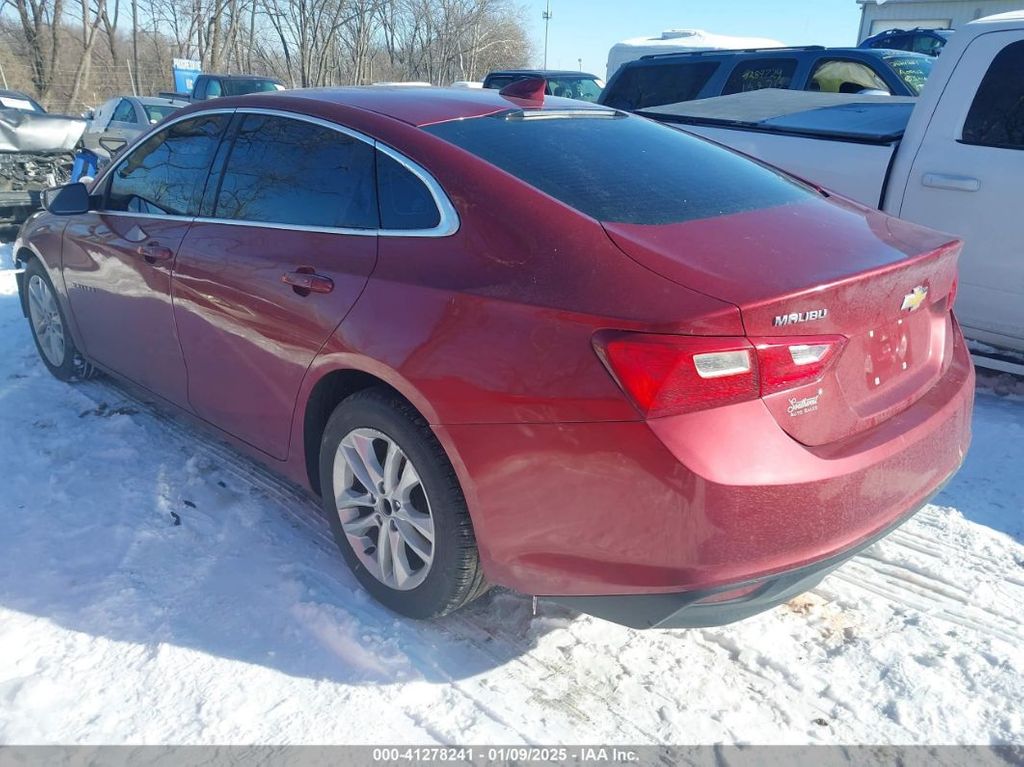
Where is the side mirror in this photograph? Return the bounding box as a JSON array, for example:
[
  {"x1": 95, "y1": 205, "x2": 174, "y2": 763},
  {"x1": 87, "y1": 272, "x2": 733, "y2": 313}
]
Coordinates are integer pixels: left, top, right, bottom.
[
  {"x1": 42, "y1": 183, "x2": 91, "y2": 215},
  {"x1": 99, "y1": 136, "x2": 128, "y2": 155}
]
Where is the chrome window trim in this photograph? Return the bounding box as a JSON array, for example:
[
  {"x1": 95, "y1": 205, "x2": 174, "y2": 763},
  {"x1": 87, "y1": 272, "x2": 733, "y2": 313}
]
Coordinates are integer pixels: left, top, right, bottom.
[
  {"x1": 90, "y1": 107, "x2": 238, "y2": 190},
  {"x1": 90, "y1": 105, "x2": 459, "y2": 239},
  {"x1": 375, "y1": 141, "x2": 460, "y2": 238}
]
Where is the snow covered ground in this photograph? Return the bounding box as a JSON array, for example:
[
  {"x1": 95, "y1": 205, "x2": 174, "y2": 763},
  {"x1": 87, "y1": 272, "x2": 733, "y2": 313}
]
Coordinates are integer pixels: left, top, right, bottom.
[{"x1": 0, "y1": 245, "x2": 1022, "y2": 746}]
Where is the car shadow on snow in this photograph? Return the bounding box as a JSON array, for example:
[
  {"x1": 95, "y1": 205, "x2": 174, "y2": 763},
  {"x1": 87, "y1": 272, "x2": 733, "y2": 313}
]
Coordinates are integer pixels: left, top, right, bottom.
[{"x1": 0, "y1": 286, "x2": 574, "y2": 685}]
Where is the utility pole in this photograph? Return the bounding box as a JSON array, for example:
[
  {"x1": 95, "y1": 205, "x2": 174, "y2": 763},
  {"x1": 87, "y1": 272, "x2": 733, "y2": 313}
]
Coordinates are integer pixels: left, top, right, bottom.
[
  {"x1": 542, "y1": 0, "x2": 552, "y2": 69},
  {"x1": 578, "y1": 57, "x2": 582, "y2": 71}
]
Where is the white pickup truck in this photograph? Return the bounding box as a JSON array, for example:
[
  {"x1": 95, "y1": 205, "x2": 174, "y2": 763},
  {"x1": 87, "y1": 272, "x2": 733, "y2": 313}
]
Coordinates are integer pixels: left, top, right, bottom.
[{"x1": 641, "y1": 11, "x2": 1024, "y2": 357}]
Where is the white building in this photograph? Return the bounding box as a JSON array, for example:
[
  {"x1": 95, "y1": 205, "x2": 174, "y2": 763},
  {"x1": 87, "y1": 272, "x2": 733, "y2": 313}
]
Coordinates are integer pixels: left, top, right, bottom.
[{"x1": 857, "y1": 0, "x2": 1024, "y2": 41}]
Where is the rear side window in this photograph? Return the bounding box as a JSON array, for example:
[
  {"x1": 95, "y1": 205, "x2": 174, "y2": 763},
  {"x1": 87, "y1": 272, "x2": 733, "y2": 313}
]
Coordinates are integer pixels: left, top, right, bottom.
[
  {"x1": 111, "y1": 99, "x2": 137, "y2": 123},
  {"x1": 426, "y1": 113, "x2": 812, "y2": 225},
  {"x1": 376, "y1": 152, "x2": 440, "y2": 231},
  {"x1": 869, "y1": 33, "x2": 909, "y2": 51},
  {"x1": 213, "y1": 114, "x2": 378, "y2": 229},
  {"x1": 722, "y1": 58, "x2": 798, "y2": 95},
  {"x1": 962, "y1": 41, "x2": 1024, "y2": 150},
  {"x1": 911, "y1": 34, "x2": 945, "y2": 56},
  {"x1": 603, "y1": 62, "x2": 719, "y2": 110},
  {"x1": 107, "y1": 113, "x2": 227, "y2": 216},
  {"x1": 485, "y1": 76, "x2": 516, "y2": 90},
  {"x1": 882, "y1": 53, "x2": 932, "y2": 95}
]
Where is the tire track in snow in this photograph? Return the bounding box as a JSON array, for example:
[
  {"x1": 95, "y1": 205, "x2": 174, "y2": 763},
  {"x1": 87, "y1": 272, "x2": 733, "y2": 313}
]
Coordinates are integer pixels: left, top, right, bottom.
[
  {"x1": 72, "y1": 374, "x2": 1024, "y2": 742},
  {"x1": 75, "y1": 377, "x2": 666, "y2": 743}
]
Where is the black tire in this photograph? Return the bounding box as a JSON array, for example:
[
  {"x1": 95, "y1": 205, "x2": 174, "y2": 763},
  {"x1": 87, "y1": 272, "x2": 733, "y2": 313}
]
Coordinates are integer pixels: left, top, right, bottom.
[
  {"x1": 318, "y1": 387, "x2": 487, "y2": 619},
  {"x1": 23, "y1": 258, "x2": 96, "y2": 382},
  {"x1": 317, "y1": 385, "x2": 489, "y2": 618}
]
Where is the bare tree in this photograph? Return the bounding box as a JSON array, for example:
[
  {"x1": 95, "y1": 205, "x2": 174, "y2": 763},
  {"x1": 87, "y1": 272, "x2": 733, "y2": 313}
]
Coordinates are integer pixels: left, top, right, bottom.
[{"x1": 5, "y1": 0, "x2": 65, "y2": 103}]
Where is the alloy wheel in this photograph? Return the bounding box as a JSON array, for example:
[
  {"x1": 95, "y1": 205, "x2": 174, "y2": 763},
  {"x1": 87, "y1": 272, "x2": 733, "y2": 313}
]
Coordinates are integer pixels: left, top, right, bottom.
[
  {"x1": 27, "y1": 274, "x2": 66, "y2": 367},
  {"x1": 333, "y1": 427, "x2": 436, "y2": 591}
]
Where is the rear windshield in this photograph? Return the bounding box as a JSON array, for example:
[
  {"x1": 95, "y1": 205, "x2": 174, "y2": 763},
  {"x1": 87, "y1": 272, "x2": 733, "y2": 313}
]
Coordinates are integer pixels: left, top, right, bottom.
[
  {"x1": 221, "y1": 79, "x2": 284, "y2": 96},
  {"x1": 425, "y1": 112, "x2": 813, "y2": 225},
  {"x1": 547, "y1": 77, "x2": 602, "y2": 102},
  {"x1": 882, "y1": 53, "x2": 933, "y2": 95},
  {"x1": 603, "y1": 62, "x2": 719, "y2": 110}
]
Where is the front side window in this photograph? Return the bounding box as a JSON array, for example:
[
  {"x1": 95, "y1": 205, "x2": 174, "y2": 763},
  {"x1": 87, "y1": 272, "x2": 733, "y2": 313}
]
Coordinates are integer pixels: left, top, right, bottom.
[
  {"x1": 213, "y1": 114, "x2": 377, "y2": 229},
  {"x1": 722, "y1": 59, "x2": 798, "y2": 95},
  {"x1": 603, "y1": 62, "x2": 719, "y2": 110},
  {"x1": 962, "y1": 41, "x2": 1024, "y2": 150},
  {"x1": 106, "y1": 114, "x2": 227, "y2": 216},
  {"x1": 426, "y1": 112, "x2": 813, "y2": 225},
  {"x1": 807, "y1": 59, "x2": 891, "y2": 94}
]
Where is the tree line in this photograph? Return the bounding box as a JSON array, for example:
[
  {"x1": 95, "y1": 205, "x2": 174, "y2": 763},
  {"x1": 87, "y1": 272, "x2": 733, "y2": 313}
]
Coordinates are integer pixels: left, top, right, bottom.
[{"x1": 0, "y1": 0, "x2": 533, "y2": 112}]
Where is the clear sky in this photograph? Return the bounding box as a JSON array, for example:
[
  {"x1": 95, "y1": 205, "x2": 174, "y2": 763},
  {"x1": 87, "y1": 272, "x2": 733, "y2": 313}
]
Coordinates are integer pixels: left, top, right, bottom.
[{"x1": 521, "y1": 0, "x2": 864, "y2": 77}]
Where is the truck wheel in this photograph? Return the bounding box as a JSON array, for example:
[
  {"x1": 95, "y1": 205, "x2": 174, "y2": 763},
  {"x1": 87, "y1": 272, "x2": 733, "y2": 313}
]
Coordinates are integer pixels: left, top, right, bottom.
[
  {"x1": 24, "y1": 259, "x2": 95, "y2": 382},
  {"x1": 319, "y1": 387, "x2": 487, "y2": 619}
]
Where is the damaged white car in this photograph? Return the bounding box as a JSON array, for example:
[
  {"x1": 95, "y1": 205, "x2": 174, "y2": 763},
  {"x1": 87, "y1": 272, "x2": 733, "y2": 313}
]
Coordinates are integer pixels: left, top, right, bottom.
[{"x1": 0, "y1": 89, "x2": 86, "y2": 225}]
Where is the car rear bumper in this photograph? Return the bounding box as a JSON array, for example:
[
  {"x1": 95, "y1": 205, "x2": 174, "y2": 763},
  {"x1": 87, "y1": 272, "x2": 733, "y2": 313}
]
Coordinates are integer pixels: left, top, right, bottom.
[
  {"x1": 545, "y1": 476, "x2": 950, "y2": 629},
  {"x1": 436, "y1": 322, "x2": 974, "y2": 623}
]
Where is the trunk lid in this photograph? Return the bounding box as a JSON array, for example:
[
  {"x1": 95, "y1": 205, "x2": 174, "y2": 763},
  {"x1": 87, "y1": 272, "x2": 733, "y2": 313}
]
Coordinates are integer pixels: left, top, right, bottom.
[{"x1": 604, "y1": 198, "x2": 961, "y2": 446}]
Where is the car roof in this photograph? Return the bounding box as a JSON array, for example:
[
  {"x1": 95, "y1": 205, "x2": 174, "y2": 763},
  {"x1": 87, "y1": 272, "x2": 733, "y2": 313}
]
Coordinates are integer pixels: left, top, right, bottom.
[
  {"x1": 201, "y1": 73, "x2": 282, "y2": 81},
  {"x1": 132, "y1": 95, "x2": 188, "y2": 105},
  {"x1": 229, "y1": 86, "x2": 610, "y2": 127},
  {"x1": 486, "y1": 69, "x2": 600, "y2": 79},
  {"x1": 633, "y1": 45, "x2": 919, "y2": 65}
]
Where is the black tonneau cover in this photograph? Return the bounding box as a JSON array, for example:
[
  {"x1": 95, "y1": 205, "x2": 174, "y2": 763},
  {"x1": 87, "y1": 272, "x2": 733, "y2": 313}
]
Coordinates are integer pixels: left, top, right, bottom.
[{"x1": 641, "y1": 89, "x2": 916, "y2": 144}]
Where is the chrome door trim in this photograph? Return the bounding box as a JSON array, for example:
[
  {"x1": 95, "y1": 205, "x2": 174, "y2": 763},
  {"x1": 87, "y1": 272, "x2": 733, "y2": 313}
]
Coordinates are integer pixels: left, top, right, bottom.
[{"x1": 89, "y1": 105, "x2": 460, "y2": 239}]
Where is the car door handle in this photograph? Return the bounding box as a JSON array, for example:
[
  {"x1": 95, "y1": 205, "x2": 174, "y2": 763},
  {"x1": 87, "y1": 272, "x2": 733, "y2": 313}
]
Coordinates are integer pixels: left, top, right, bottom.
[
  {"x1": 282, "y1": 269, "x2": 334, "y2": 295},
  {"x1": 135, "y1": 243, "x2": 174, "y2": 263},
  {"x1": 921, "y1": 173, "x2": 981, "y2": 193}
]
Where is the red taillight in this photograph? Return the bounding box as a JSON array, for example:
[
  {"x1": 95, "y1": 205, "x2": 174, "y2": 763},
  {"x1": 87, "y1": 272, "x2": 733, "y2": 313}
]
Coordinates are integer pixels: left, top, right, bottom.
[
  {"x1": 753, "y1": 335, "x2": 846, "y2": 396},
  {"x1": 596, "y1": 332, "x2": 845, "y2": 418},
  {"x1": 597, "y1": 334, "x2": 758, "y2": 418},
  {"x1": 948, "y1": 275, "x2": 959, "y2": 311}
]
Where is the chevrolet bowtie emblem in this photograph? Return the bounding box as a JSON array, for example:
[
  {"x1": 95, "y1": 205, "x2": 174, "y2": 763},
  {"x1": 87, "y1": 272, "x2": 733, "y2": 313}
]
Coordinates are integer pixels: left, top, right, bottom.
[{"x1": 901, "y1": 285, "x2": 928, "y2": 313}]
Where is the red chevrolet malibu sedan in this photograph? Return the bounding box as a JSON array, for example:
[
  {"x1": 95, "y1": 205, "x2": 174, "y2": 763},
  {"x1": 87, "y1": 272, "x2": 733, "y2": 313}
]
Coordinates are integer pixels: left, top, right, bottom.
[{"x1": 15, "y1": 86, "x2": 973, "y2": 628}]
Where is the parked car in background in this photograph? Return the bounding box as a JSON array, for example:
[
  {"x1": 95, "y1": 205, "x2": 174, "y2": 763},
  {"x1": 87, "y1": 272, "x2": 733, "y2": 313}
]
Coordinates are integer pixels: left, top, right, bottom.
[
  {"x1": 83, "y1": 95, "x2": 189, "y2": 158},
  {"x1": 165, "y1": 73, "x2": 285, "y2": 102},
  {"x1": 606, "y1": 29, "x2": 785, "y2": 80},
  {"x1": 600, "y1": 46, "x2": 933, "y2": 111},
  {"x1": 483, "y1": 69, "x2": 604, "y2": 102},
  {"x1": 860, "y1": 27, "x2": 953, "y2": 56},
  {"x1": 15, "y1": 86, "x2": 972, "y2": 629},
  {"x1": 637, "y1": 11, "x2": 1024, "y2": 356},
  {"x1": 0, "y1": 89, "x2": 46, "y2": 113},
  {"x1": 0, "y1": 90, "x2": 85, "y2": 224}
]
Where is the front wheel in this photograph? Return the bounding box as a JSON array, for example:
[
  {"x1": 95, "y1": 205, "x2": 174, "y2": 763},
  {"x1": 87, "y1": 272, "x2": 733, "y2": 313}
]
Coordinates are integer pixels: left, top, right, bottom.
[
  {"x1": 319, "y1": 387, "x2": 487, "y2": 619},
  {"x1": 24, "y1": 259, "x2": 95, "y2": 381}
]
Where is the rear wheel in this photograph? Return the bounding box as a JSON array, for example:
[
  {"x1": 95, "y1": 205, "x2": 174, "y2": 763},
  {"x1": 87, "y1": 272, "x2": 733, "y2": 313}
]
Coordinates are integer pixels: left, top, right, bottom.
[
  {"x1": 319, "y1": 387, "x2": 487, "y2": 619},
  {"x1": 24, "y1": 259, "x2": 95, "y2": 382}
]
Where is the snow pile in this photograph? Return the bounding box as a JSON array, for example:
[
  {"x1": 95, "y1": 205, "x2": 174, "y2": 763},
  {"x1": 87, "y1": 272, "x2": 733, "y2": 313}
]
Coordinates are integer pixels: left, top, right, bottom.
[{"x1": 0, "y1": 258, "x2": 1022, "y2": 744}]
